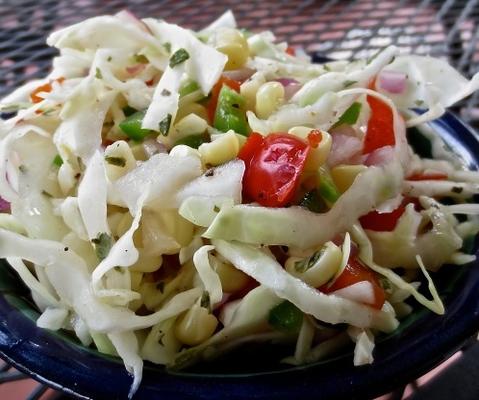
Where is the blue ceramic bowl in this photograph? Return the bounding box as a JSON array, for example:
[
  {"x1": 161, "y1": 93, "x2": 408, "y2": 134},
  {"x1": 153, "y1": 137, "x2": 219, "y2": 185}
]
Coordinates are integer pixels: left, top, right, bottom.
[{"x1": 1, "y1": 111, "x2": 479, "y2": 400}]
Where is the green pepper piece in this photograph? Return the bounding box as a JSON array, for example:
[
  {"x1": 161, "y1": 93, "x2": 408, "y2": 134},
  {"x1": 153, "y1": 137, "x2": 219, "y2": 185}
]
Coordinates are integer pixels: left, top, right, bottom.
[
  {"x1": 52, "y1": 154, "x2": 63, "y2": 167},
  {"x1": 332, "y1": 102, "x2": 362, "y2": 128},
  {"x1": 179, "y1": 80, "x2": 200, "y2": 98},
  {"x1": 119, "y1": 110, "x2": 153, "y2": 141},
  {"x1": 173, "y1": 134, "x2": 208, "y2": 149},
  {"x1": 318, "y1": 168, "x2": 341, "y2": 206},
  {"x1": 268, "y1": 300, "x2": 303, "y2": 333},
  {"x1": 213, "y1": 85, "x2": 249, "y2": 136}
]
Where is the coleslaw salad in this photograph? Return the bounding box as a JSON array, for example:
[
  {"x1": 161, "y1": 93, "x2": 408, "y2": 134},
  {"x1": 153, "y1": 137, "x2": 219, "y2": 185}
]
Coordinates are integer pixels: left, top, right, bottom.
[{"x1": 1, "y1": 10, "x2": 479, "y2": 398}]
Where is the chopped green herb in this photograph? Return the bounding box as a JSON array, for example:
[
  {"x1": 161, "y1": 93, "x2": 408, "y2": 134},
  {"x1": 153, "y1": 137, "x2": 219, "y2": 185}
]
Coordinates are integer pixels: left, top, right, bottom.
[
  {"x1": 105, "y1": 156, "x2": 126, "y2": 167},
  {"x1": 294, "y1": 249, "x2": 324, "y2": 273},
  {"x1": 157, "y1": 332, "x2": 165, "y2": 346},
  {"x1": 343, "y1": 80, "x2": 357, "y2": 88},
  {"x1": 367, "y1": 49, "x2": 381, "y2": 65},
  {"x1": 161, "y1": 89, "x2": 171, "y2": 97},
  {"x1": 156, "y1": 281, "x2": 165, "y2": 293},
  {"x1": 52, "y1": 154, "x2": 63, "y2": 167},
  {"x1": 213, "y1": 205, "x2": 220, "y2": 213},
  {"x1": 452, "y1": 186, "x2": 463, "y2": 194},
  {"x1": 95, "y1": 68, "x2": 103, "y2": 79},
  {"x1": 323, "y1": 64, "x2": 331, "y2": 72},
  {"x1": 163, "y1": 42, "x2": 172, "y2": 53},
  {"x1": 18, "y1": 165, "x2": 27, "y2": 173},
  {"x1": 41, "y1": 190, "x2": 52, "y2": 198},
  {"x1": 379, "y1": 277, "x2": 392, "y2": 291},
  {"x1": 0, "y1": 102, "x2": 30, "y2": 112},
  {"x1": 134, "y1": 54, "x2": 149, "y2": 64},
  {"x1": 158, "y1": 113, "x2": 172, "y2": 136},
  {"x1": 333, "y1": 102, "x2": 362, "y2": 128},
  {"x1": 42, "y1": 108, "x2": 56, "y2": 116},
  {"x1": 169, "y1": 48, "x2": 190, "y2": 68},
  {"x1": 200, "y1": 291, "x2": 211, "y2": 309},
  {"x1": 268, "y1": 300, "x2": 303, "y2": 333},
  {"x1": 414, "y1": 99, "x2": 425, "y2": 107},
  {"x1": 107, "y1": 56, "x2": 112, "y2": 62},
  {"x1": 92, "y1": 232, "x2": 113, "y2": 261}
]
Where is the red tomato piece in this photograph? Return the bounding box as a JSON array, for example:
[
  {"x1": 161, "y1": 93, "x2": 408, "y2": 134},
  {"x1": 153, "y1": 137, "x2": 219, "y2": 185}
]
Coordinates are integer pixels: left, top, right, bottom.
[
  {"x1": 206, "y1": 76, "x2": 242, "y2": 123},
  {"x1": 406, "y1": 172, "x2": 448, "y2": 181},
  {"x1": 359, "y1": 204, "x2": 407, "y2": 232},
  {"x1": 307, "y1": 129, "x2": 322, "y2": 148},
  {"x1": 30, "y1": 77, "x2": 65, "y2": 103},
  {"x1": 362, "y1": 95, "x2": 395, "y2": 154},
  {"x1": 237, "y1": 132, "x2": 264, "y2": 165},
  {"x1": 239, "y1": 133, "x2": 310, "y2": 207},
  {"x1": 285, "y1": 46, "x2": 295, "y2": 56},
  {"x1": 320, "y1": 256, "x2": 385, "y2": 310}
]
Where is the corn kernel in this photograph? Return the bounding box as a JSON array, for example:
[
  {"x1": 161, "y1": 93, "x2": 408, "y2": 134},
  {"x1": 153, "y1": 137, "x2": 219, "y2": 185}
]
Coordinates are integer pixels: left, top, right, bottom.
[
  {"x1": 175, "y1": 103, "x2": 208, "y2": 122},
  {"x1": 214, "y1": 28, "x2": 249, "y2": 70},
  {"x1": 288, "y1": 126, "x2": 332, "y2": 171},
  {"x1": 331, "y1": 164, "x2": 368, "y2": 193},
  {"x1": 212, "y1": 257, "x2": 250, "y2": 293},
  {"x1": 174, "y1": 305, "x2": 218, "y2": 346},
  {"x1": 240, "y1": 73, "x2": 266, "y2": 110},
  {"x1": 198, "y1": 131, "x2": 239, "y2": 166},
  {"x1": 255, "y1": 82, "x2": 285, "y2": 119},
  {"x1": 285, "y1": 242, "x2": 342, "y2": 287}
]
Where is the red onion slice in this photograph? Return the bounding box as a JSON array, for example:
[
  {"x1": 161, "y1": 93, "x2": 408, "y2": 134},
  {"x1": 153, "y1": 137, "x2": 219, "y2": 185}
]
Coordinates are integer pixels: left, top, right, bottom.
[
  {"x1": 328, "y1": 133, "x2": 362, "y2": 167},
  {"x1": 143, "y1": 139, "x2": 168, "y2": 158},
  {"x1": 222, "y1": 68, "x2": 255, "y2": 83},
  {"x1": 0, "y1": 196, "x2": 10, "y2": 213},
  {"x1": 126, "y1": 64, "x2": 146, "y2": 76},
  {"x1": 274, "y1": 78, "x2": 302, "y2": 100},
  {"x1": 115, "y1": 10, "x2": 151, "y2": 33},
  {"x1": 377, "y1": 70, "x2": 407, "y2": 94},
  {"x1": 274, "y1": 78, "x2": 299, "y2": 87}
]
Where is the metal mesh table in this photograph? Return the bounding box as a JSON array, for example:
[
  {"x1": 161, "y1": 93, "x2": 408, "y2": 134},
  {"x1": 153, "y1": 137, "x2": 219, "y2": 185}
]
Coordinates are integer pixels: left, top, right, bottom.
[
  {"x1": 1, "y1": 0, "x2": 479, "y2": 127},
  {"x1": 1, "y1": 1, "x2": 479, "y2": 399}
]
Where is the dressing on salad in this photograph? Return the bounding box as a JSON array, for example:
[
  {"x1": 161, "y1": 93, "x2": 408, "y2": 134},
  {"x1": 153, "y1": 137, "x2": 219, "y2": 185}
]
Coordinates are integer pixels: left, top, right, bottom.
[{"x1": 1, "y1": 10, "x2": 479, "y2": 398}]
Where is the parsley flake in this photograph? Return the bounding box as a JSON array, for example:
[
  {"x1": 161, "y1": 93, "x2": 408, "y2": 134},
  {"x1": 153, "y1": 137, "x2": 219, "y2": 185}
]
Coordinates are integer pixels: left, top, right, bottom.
[
  {"x1": 134, "y1": 54, "x2": 149, "y2": 64},
  {"x1": 92, "y1": 232, "x2": 113, "y2": 261},
  {"x1": 343, "y1": 80, "x2": 357, "y2": 88},
  {"x1": 158, "y1": 113, "x2": 172, "y2": 136},
  {"x1": 169, "y1": 48, "x2": 190, "y2": 68},
  {"x1": 105, "y1": 156, "x2": 126, "y2": 167}
]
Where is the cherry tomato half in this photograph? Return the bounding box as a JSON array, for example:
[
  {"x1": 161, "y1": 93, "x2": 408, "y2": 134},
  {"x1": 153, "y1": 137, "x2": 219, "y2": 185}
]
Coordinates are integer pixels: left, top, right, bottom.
[
  {"x1": 320, "y1": 256, "x2": 385, "y2": 310},
  {"x1": 239, "y1": 133, "x2": 310, "y2": 207}
]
